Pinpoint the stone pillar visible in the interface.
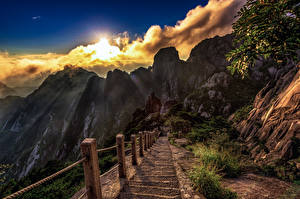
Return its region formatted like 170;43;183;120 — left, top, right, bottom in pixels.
144;131;147;150
80;138;102;199
147;132;151;149
150;132;153;146
116;134;126;178
131;134;137;165
139;132;144;157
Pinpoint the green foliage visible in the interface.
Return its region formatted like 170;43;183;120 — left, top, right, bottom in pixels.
0;160;84;199
187;116;239;143
187;127;212;142
260;160;299;181
232;104;253;123
189;165;237;199
0;164;12;183
166;103;184;116
164;116;191;134
191;144;241;178
227;0;300;77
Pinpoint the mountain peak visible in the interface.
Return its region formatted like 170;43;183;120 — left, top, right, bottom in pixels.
153;47;179;65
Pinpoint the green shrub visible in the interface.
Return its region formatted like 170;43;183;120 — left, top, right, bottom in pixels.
187;127;212;143
164;116;191;135
232;104;253;123
192;144;241;178
260;161;299;182
189;165;237;199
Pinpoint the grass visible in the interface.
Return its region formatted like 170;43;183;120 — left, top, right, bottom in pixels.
189;165;237;199
187;141;241;199
191;144;241;178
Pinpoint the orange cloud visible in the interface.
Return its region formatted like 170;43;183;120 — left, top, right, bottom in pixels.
0;0;245;88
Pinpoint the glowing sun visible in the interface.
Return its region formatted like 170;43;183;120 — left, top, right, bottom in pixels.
83;38;121;61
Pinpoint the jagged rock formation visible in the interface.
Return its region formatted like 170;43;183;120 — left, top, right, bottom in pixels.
0;82;17;98
145;92;162;114
0;34;268;178
0;67;146;178
237;64;300;164
184;71;259;118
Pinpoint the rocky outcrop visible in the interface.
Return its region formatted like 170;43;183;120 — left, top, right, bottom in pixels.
145;92;162;115
184;71;259;118
237;64;300;163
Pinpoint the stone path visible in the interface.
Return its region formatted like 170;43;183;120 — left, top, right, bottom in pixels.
118;136;181;199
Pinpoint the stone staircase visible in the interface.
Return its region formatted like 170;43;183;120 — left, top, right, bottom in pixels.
118;136;181;199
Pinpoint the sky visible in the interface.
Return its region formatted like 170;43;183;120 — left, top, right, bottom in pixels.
0;0;246;87
0;0;208;54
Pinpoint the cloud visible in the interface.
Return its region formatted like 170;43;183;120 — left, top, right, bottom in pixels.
0;0;245;87
32;16;41;20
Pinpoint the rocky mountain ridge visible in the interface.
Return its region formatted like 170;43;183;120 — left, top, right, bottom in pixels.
0;34;287;179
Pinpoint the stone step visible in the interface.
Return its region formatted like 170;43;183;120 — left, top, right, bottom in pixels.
139;166;175;171
141;161;174;168
144;157;172;160
146;157;172;161
124;185;180;197
119;192;181;199
133;174;178;182
148;152;172;156
135;170;176;176
136;167;175;172
117;136;182;199
142;160;174;165
129;180;179;188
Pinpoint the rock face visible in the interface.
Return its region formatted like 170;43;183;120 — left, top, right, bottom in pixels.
145;92;162;114
0;96;24;128
160;100;178;114
0;67;146;178
0;82;17;98
237;64;300;163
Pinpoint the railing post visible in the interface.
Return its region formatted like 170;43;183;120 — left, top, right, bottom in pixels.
153;132;155;144
131;134;137;165
143;131;147;151
151;132;154;146
116;134;126;178
139;132;144;156
147;132;150;149
80;138;102;199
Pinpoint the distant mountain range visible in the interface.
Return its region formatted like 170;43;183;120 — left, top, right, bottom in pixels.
0;34;278;179
0;82;17;98
0;81;37;99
